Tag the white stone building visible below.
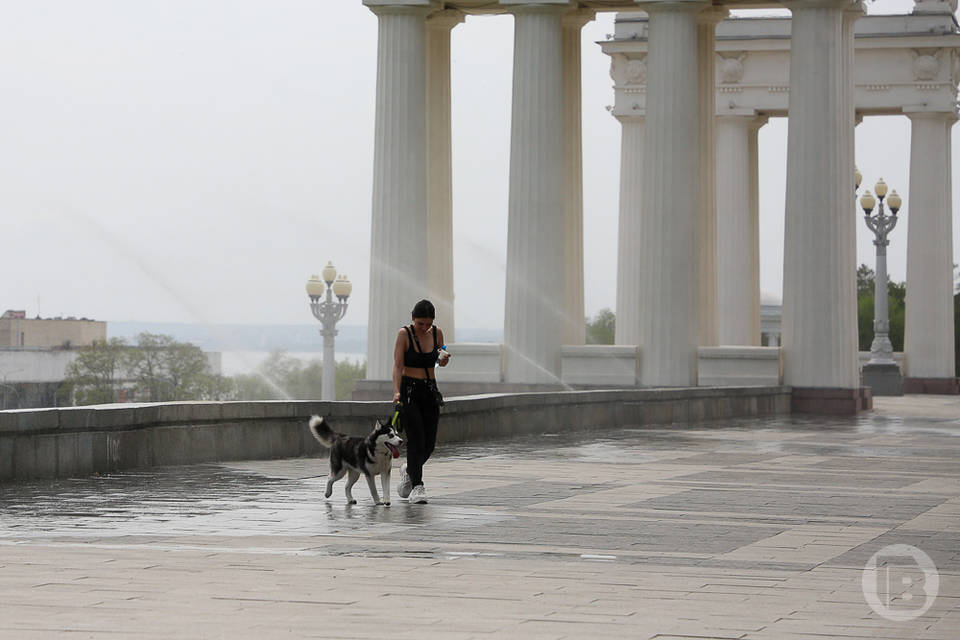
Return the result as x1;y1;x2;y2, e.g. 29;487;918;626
360;0;959;412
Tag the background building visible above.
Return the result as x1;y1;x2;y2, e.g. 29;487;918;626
0;310;106;349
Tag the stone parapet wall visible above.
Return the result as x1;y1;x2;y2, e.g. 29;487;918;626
0;387;790;481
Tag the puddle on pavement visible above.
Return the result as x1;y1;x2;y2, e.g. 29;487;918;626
1;416;956;542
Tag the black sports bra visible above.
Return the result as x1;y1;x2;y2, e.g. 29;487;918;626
403;325;440;369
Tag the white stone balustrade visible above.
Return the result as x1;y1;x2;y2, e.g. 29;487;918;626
698;346;782;387
560;345;640;386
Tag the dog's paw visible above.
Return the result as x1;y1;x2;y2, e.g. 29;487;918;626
377;500;391;507
348;499;357;505
324;490;332;499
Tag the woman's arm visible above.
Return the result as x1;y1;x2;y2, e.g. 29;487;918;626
392;328;406;402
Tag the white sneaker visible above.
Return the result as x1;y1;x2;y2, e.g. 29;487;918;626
398;463;412;499
408;485;428;504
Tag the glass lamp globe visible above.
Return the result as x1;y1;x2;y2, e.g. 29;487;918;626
887;190;902;213
322;261;337;285
860;190;876;214
874;178;888;199
333;275;352;299
306;275;326;298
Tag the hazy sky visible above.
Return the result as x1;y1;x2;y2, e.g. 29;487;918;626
1;0;951;332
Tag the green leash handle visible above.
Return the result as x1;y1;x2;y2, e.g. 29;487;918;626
391;403;402;427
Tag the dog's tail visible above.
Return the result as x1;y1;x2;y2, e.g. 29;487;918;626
308;415;335;447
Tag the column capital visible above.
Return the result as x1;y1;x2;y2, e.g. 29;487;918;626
562;8;595;29
843;1;866;18
698;6;729;25
426;9;465;30
364;2;431;17
749;114;769;131
615;114;646;124
717;112;769;131
499;0;574;7
635;0;710;13
717;111;767;126
903;108;959;123
781;0;862;10
502;2;571;17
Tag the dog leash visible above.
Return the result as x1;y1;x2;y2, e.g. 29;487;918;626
391;403;402;428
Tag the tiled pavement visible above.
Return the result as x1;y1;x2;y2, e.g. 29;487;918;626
1;396;958;639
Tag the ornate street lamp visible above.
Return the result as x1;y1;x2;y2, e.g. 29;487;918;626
859;178;903;395
306;262;352;400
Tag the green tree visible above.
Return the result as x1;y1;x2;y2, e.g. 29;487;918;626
336;359;366;400
857;263;875;297
64;333;221;405
232;373;284;400
586;308;616;345
232;350;366;401
124;333;218;401
124;333;172;401
64;338;129;405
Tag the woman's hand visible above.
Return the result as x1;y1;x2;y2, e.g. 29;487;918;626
393;390;401;403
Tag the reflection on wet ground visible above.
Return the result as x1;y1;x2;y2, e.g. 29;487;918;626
1;411;957;548
2;405;960;639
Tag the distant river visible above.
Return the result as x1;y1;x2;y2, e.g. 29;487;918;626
218;350;367;376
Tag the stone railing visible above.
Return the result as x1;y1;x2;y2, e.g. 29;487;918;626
560;345;640;386
698;346;782;386
0;386;790;481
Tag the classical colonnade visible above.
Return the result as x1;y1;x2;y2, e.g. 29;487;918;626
608;7;960;389
362;0;959;410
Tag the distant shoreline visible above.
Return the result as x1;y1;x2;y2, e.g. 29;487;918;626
108;322;503;374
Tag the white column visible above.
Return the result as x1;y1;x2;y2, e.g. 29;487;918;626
561;10;592;346
904;111;957;378
365;6;429;380
615;115;645;346
716;114;766;345
503;5;566;383
697;8;725;347
781;0;859;389
840;3;860;371
637;1;706;386
426;10;463;343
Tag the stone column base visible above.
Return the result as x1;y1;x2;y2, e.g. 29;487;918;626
791;387;872;415
861;363;904;396
903;377;960;395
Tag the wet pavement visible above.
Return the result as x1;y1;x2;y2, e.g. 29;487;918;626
1;396;959;639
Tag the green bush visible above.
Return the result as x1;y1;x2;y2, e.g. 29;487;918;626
232;350;366;401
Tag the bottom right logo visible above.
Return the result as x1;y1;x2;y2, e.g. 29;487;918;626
862;544;939;622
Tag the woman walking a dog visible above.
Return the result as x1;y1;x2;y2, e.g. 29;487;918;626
393;299;450;504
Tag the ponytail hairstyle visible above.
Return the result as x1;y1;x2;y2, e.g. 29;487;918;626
411;299;436;320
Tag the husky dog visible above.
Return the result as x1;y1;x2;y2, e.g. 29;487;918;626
308;415;403;506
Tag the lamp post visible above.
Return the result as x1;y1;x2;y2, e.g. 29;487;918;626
859;178;904;395
306;262;352;400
